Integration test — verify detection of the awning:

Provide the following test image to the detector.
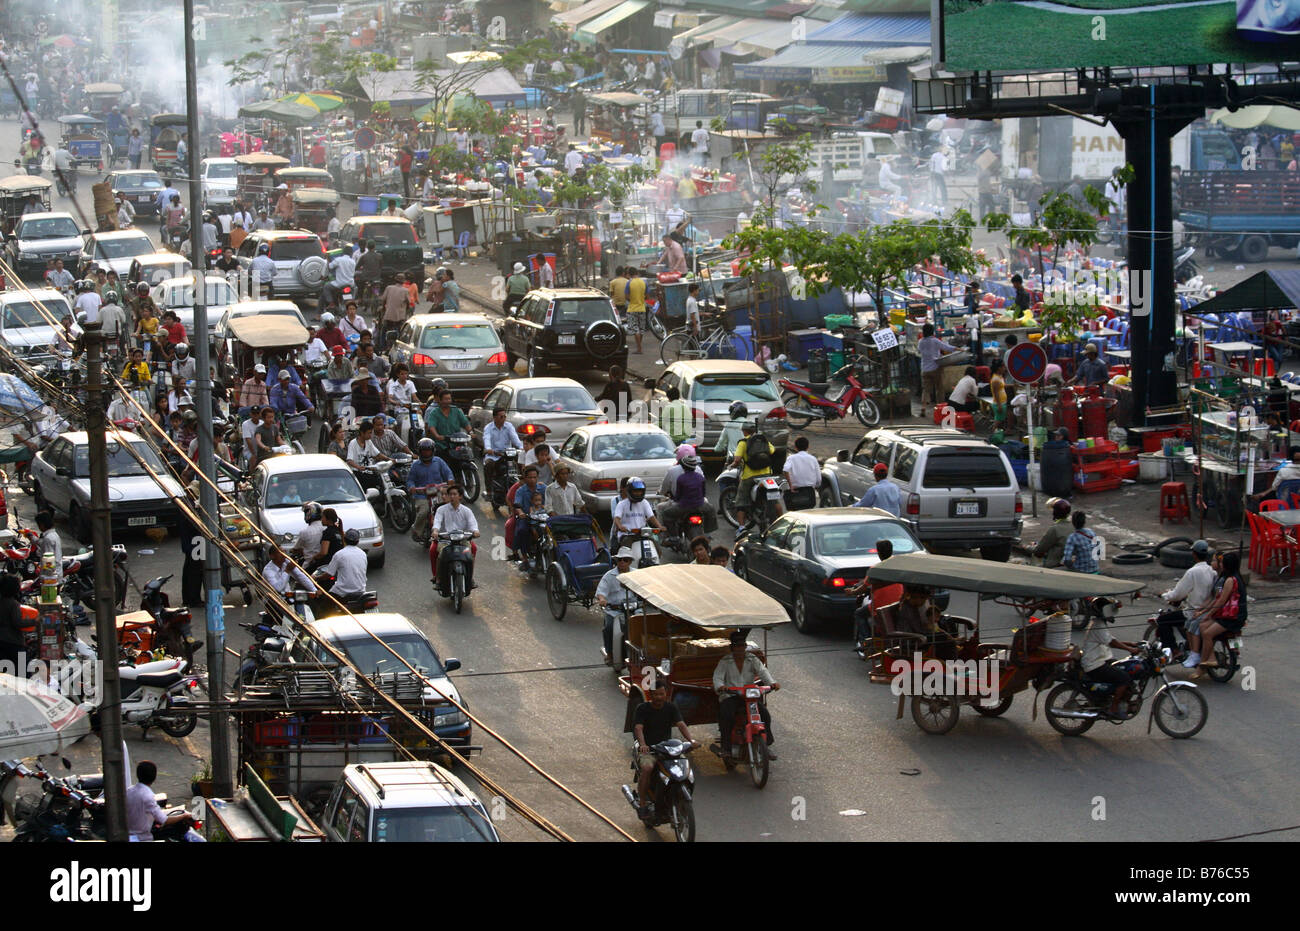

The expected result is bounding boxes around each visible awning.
[574,0,650,43]
[867,554,1145,599]
[551,0,623,29]
[671,15,740,52]
[618,565,790,631]
[734,41,927,82]
[806,11,930,44]
[1181,270,1300,315]
[720,19,802,56]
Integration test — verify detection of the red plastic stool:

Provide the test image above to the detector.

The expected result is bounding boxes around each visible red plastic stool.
[933,404,951,425]
[954,412,975,432]
[1159,482,1191,523]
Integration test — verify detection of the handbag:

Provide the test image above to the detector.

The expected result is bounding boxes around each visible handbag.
[1214,580,1240,621]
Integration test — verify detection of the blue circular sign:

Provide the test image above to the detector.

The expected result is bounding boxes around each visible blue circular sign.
[1006,341,1048,385]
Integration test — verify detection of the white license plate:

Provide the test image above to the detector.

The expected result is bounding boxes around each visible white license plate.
[448,359,475,371]
[1228,637,1243,650]
[766,489,783,500]
[127,516,157,527]
[558,334,576,345]
[955,502,980,516]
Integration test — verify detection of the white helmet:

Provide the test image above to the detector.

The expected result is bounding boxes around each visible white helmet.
[320,312,336,324]
[175,342,189,357]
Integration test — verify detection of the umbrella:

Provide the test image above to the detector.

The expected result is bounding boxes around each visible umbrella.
[278,92,345,114]
[237,99,319,127]
[40,34,89,49]
[1210,105,1300,131]
[0,674,92,759]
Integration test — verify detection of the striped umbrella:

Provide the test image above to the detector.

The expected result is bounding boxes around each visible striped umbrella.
[278,92,345,114]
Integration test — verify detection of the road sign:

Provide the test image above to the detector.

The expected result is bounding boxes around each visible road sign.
[1006,341,1048,385]
[355,127,376,151]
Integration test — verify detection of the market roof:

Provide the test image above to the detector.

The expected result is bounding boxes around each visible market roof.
[575,0,651,43]
[1183,270,1300,315]
[588,91,647,107]
[734,40,928,80]
[806,11,930,43]
[866,554,1145,599]
[551,0,625,28]
[618,564,790,630]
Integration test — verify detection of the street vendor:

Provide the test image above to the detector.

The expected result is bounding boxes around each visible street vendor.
[1072,343,1110,387]
[274,184,295,226]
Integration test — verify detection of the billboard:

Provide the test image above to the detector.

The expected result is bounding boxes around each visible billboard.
[939,0,1300,71]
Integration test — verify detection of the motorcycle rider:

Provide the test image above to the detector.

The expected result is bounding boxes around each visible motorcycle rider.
[613,476,663,549]
[1079,597,1142,716]
[353,240,383,307]
[1155,539,1215,657]
[313,312,349,354]
[170,342,196,383]
[631,684,698,820]
[263,546,317,597]
[1033,498,1074,568]
[318,528,368,600]
[425,385,469,454]
[409,438,454,542]
[292,502,326,563]
[372,416,410,460]
[347,418,391,500]
[597,547,637,666]
[270,369,315,418]
[483,407,523,514]
[658,454,715,536]
[727,415,775,531]
[250,242,276,299]
[511,465,548,570]
[713,630,780,759]
[98,291,128,357]
[430,483,479,591]
[321,244,356,312]
[127,761,192,842]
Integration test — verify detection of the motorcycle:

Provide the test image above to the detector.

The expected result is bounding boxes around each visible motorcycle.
[779,357,881,428]
[233,596,306,686]
[54,169,77,198]
[717,469,787,534]
[432,529,475,614]
[1142,606,1243,684]
[620,738,697,843]
[136,574,203,668]
[1174,245,1198,283]
[358,456,415,533]
[617,524,661,568]
[0,526,42,580]
[33,544,130,613]
[659,509,707,561]
[444,431,481,502]
[488,447,520,511]
[710,683,774,789]
[0,760,105,841]
[75,655,201,738]
[311,571,379,617]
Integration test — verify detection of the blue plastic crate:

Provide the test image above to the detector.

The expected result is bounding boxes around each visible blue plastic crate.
[1010,459,1028,484]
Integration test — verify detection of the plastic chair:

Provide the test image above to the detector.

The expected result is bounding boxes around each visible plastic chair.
[1260,498,1288,512]
[1253,358,1277,377]
[451,230,471,259]
[1250,511,1300,576]
[1291,493,1300,510]
[1159,482,1191,523]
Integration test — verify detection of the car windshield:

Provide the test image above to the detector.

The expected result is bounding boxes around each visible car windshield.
[3,300,65,329]
[120,173,163,189]
[267,470,363,506]
[205,163,238,179]
[591,432,676,462]
[338,632,444,678]
[161,281,237,308]
[418,324,498,350]
[921,452,1010,489]
[270,240,324,261]
[516,387,595,413]
[95,237,152,259]
[550,299,612,325]
[370,806,496,843]
[18,217,79,239]
[814,521,920,558]
[362,223,416,245]
[74,441,164,479]
[693,375,779,403]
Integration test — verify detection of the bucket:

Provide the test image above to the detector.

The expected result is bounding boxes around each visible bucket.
[1043,614,1072,652]
[1137,452,1168,483]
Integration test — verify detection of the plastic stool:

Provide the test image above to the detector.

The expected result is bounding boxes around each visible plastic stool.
[954,412,975,432]
[1159,482,1191,523]
[934,404,951,425]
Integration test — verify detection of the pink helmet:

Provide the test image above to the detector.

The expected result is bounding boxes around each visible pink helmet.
[675,443,696,461]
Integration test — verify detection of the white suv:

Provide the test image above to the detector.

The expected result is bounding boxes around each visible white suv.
[322,762,499,842]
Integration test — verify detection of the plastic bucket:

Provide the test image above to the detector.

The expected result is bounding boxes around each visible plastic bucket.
[1137,452,1168,483]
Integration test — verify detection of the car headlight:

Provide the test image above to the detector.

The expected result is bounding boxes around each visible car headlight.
[434,708,467,726]
[18,252,36,261]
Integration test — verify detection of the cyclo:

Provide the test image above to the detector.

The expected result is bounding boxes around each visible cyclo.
[616,565,789,801]
[220,315,313,453]
[234,152,291,214]
[862,553,1205,737]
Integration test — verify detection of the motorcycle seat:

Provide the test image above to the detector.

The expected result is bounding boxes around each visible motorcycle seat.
[77,774,104,792]
[135,671,185,689]
[784,379,829,394]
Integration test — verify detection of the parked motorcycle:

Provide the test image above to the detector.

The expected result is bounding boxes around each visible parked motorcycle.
[136,574,203,668]
[1174,245,1198,283]
[709,683,774,789]
[780,357,881,428]
[0,760,105,841]
[620,738,697,843]
[432,530,475,614]
[444,431,481,502]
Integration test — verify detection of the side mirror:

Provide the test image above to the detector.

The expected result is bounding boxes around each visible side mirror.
[81,228,91,236]
[836,449,849,462]
[643,377,656,390]
[365,487,381,502]
[55,467,69,477]
[443,657,461,672]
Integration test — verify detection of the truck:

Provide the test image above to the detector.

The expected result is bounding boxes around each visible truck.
[1177,169,1300,262]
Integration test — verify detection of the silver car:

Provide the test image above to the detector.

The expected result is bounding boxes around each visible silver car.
[246,454,387,568]
[235,230,329,300]
[79,229,155,278]
[388,313,508,400]
[0,288,74,366]
[555,423,678,513]
[151,275,243,342]
[468,377,606,451]
[647,360,789,459]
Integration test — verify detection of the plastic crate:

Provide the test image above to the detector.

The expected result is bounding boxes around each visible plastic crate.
[786,328,828,364]
[1075,438,1117,457]
[824,314,853,330]
[254,719,299,746]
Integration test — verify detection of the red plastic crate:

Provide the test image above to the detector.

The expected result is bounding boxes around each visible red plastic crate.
[1075,439,1118,457]
[1074,474,1122,493]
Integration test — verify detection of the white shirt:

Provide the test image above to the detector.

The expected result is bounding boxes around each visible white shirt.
[546,481,583,515]
[338,314,369,339]
[433,502,478,535]
[323,545,368,595]
[564,150,583,176]
[171,357,197,381]
[294,522,325,559]
[231,210,253,230]
[783,450,821,489]
[421,177,434,200]
[453,131,469,154]
[1162,560,1216,615]
[387,378,417,409]
[1080,620,1115,673]
[328,253,356,286]
[241,417,258,453]
[251,254,276,283]
[685,295,700,327]
[125,781,166,840]
[949,375,978,405]
[930,150,948,174]
[74,291,102,324]
[40,528,63,576]
[347,437,381,465]
[613,497,653,530]
[263,558,316,595]
[117,204,135,228]
[691,127,710,152]
[304,337,328,364]
[650,112,665,136]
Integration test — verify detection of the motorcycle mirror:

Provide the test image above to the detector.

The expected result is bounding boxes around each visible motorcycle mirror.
[61,757,72,770]
[365,488,381,501]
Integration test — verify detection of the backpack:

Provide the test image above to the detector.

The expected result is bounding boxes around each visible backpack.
[743,431,773,472]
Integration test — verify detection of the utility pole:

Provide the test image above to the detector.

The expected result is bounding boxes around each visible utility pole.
[185,0,231,795]
[83,323,128,842]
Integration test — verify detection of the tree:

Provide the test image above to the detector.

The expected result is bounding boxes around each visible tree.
[748,120,818,219]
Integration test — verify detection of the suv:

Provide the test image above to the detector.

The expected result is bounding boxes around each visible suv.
[331,215,424,289]
[199,157,239,210]
[322,762,499,842]
[819,426,1022,561]
[502,288,627,378]
[236,229,329,300]
[647,360,789,462]
[4,211,86,281]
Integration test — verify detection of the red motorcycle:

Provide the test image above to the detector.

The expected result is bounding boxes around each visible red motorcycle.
[779,357,881,428]
[0,526,42,580]
[710,683,774,789]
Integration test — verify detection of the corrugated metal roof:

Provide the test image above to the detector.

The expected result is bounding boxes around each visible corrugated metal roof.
[721,19,802,55]
[806,11,930,44]
[733,39,927,78]
[575,0,650,40]
[551,0,623,28]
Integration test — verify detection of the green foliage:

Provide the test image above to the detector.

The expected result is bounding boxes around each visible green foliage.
[983,171,1123,277]
[371,101,391,118]
[426,143,477,178]
[749,122,818,219]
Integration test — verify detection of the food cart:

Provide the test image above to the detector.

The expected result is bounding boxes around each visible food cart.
[587,92,647,153]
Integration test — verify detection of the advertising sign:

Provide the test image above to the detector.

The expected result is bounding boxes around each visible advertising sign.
[939,0,1300,71]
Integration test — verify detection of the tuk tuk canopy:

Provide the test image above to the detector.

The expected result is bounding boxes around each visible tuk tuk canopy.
[587,92,646,109]
[866,554,1146,599]
[277,167,333,183]
[290,188,340,205]
[83,82,125,96]
[235,152,291,169]
[0,175,54,194]
[227,314,310,348]
[57,114,104,127]
[150,113,188,127]
[619,564,790,630]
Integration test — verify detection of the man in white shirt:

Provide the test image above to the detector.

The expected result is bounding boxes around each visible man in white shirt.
[929,147,948,205]
[230,201,253,231]
[564,144,583,177]
[453,129,469,154]
[74,287,102,325]
[421,173,434,202]
[263,547,317,596]
[346,419,390,470]
[323,244,356,310]
[126,761,190,842]
[947,365,980,413]
[613,480,661,539]
[690,121,710,161]
[1156,540,1216,652]
[482,407,522,505]
[253,209,275,232]
[664,202,685,234]
[431,483,480,590]
[36,510,62,582]
[545,463,584,515]
[116,196,136,228]
[304,334,328,365]
[782,436,821,510]
[321,529,368,596]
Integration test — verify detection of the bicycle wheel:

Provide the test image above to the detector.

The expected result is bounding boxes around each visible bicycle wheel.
[722,333,749,361]
[660,332,702,364]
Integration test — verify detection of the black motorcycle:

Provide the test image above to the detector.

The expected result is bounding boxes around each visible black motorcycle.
[444,431,481,502]
[434,530,475,614]
[620,738,697,843]
[0,760,106,842]
[1143,606,1243,684]
[139,574,203,668]
[488,446,520,511]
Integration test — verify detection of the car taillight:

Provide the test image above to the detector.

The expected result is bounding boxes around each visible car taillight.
[1015,494,1023,514]
[767,407,786,418]
[687,514,703,525]
[591,478,617,492]
[486,351,507,366]
[824,576,847,588]
[906,493,920,516]
[413,353,436,367]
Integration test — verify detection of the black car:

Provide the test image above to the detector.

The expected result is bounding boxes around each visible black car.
[732,508,924,634]
[329,215,424,289]
[502,288,627,379]
[106,169,166,217]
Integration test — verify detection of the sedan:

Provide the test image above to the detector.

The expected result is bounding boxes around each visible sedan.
[151,275,242,341]
[555,424,678,513]
[31,431,184,544]
[80,229,156,278]
[245,454,386,569]
[107,170,166,217]
[732,508,923,634]
[127,253,192,290]
[468,377,606,451]
[388,313,509,399]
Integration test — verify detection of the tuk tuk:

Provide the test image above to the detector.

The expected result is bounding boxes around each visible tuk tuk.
[150,113,189,176]
[290,188,340,238]
[57,114,108,169]
[219,312,310,390]
[587,92,647,153]
[862,554,1146,735]
[275,167,333,191]
[615,564,788,740]
[0,175,53,237]
[234,152,290,213]
[83,82,124,115]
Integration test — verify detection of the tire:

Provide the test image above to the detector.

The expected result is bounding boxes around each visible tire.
[451,567,464,615]
[853,397,881,427]
[526,351,539,378]
[546,562,568,620]
[790,587,820,634]
[748,735,770,789]
[910,694,960,735]
[388,494,415,533]
[505,348,518,372]
[660,332,700,364]
[1207,641,1235,683]
[1152,684,1208,738]
[718,484,740,528]
[819,483,837,508]
[291,440,305,455]
[669,789,695,843]
[460,463,481,503]
[317,422,329,454]
[1044,682,1096,736]
[973,694,1013,717]
[732,553,746,580]
[980,543,1012,562]
[70,503,92,545]
[154,705,198,738]
[584,319,623,360]
[369,551,386,570]
[648,312,667,342]
[1239,235,1269,264]
[297,256,328,288]
[1111,552,1154,566]
[1158,544,1195,570]
[33,482,48,512]
[781,391,816,428]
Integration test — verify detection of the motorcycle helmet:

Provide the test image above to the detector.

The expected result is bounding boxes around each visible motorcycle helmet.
[428,377,448,394]
[175,342,189,358]
[728,400,748,421]
[627,477,646,502]
[181,409,198,425]
[417,437,436,459]
[681,455,701,470]
[1047,497,1071,520]
[257,242,270,254]
[136,282,151,295]
[1088,596,1120,623]
[343,528,361,546]
[301,501,322,522]
[103,291,119,304]
[320,312,336,325]
[675,443,695,462]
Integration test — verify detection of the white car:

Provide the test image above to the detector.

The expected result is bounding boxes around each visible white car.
[79,229,155,278]
[246,453,386,568]
[0,288,74,365]
[151,275,243,341]
[555,423,678,513]
[199,157,239,209]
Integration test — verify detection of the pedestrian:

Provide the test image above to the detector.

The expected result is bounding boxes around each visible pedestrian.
[916,323,957,418]
[626,267,647,354]
[855,463,901,516]
[440,268,460,312]
[398,144,414,200]
[782,436,821,509]
[929,146,949,205]
[179,486,204,607]
[127,127,143,169]
[1062,511,1099,573]
[572,87,586,136]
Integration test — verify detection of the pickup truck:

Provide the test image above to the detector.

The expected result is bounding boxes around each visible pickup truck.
[1178,170,1300,263]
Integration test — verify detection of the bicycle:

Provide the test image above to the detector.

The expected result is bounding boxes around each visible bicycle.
[659,312,750,365]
